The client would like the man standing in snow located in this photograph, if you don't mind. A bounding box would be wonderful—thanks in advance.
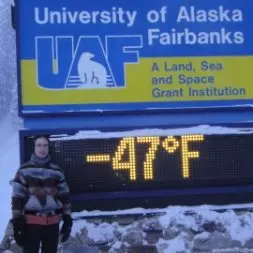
[10,135,73,253]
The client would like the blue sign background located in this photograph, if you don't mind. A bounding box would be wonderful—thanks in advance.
[16,0,253,115]
[18,0,253,57]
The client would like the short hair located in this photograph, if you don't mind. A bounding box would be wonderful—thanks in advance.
[33,135,50,145]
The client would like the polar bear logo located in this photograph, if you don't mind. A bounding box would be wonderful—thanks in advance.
[77,52,107,88]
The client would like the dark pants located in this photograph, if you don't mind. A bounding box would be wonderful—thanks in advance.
[22,224,59,253]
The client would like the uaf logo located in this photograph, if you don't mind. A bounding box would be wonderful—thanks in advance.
[35,35,142,89]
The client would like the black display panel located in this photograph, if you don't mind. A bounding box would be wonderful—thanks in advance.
[23,134,253,193]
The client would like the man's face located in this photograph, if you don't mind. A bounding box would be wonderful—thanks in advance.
[34,137,49,159]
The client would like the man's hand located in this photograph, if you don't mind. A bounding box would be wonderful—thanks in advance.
[60,214,73,243]
[11,216,26,247]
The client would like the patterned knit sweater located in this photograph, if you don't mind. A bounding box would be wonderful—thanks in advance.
[11,154,71,218]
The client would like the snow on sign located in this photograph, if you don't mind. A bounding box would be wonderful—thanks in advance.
[16,0,253,115]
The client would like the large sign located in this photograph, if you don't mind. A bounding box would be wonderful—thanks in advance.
[17,0,253,115]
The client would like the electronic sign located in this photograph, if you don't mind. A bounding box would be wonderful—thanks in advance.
[23,133,253,193]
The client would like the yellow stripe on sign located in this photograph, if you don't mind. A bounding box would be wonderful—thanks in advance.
[21,56,253,105]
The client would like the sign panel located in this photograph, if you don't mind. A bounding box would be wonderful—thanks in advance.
[23,133,253,193]
[17,0,253,115]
